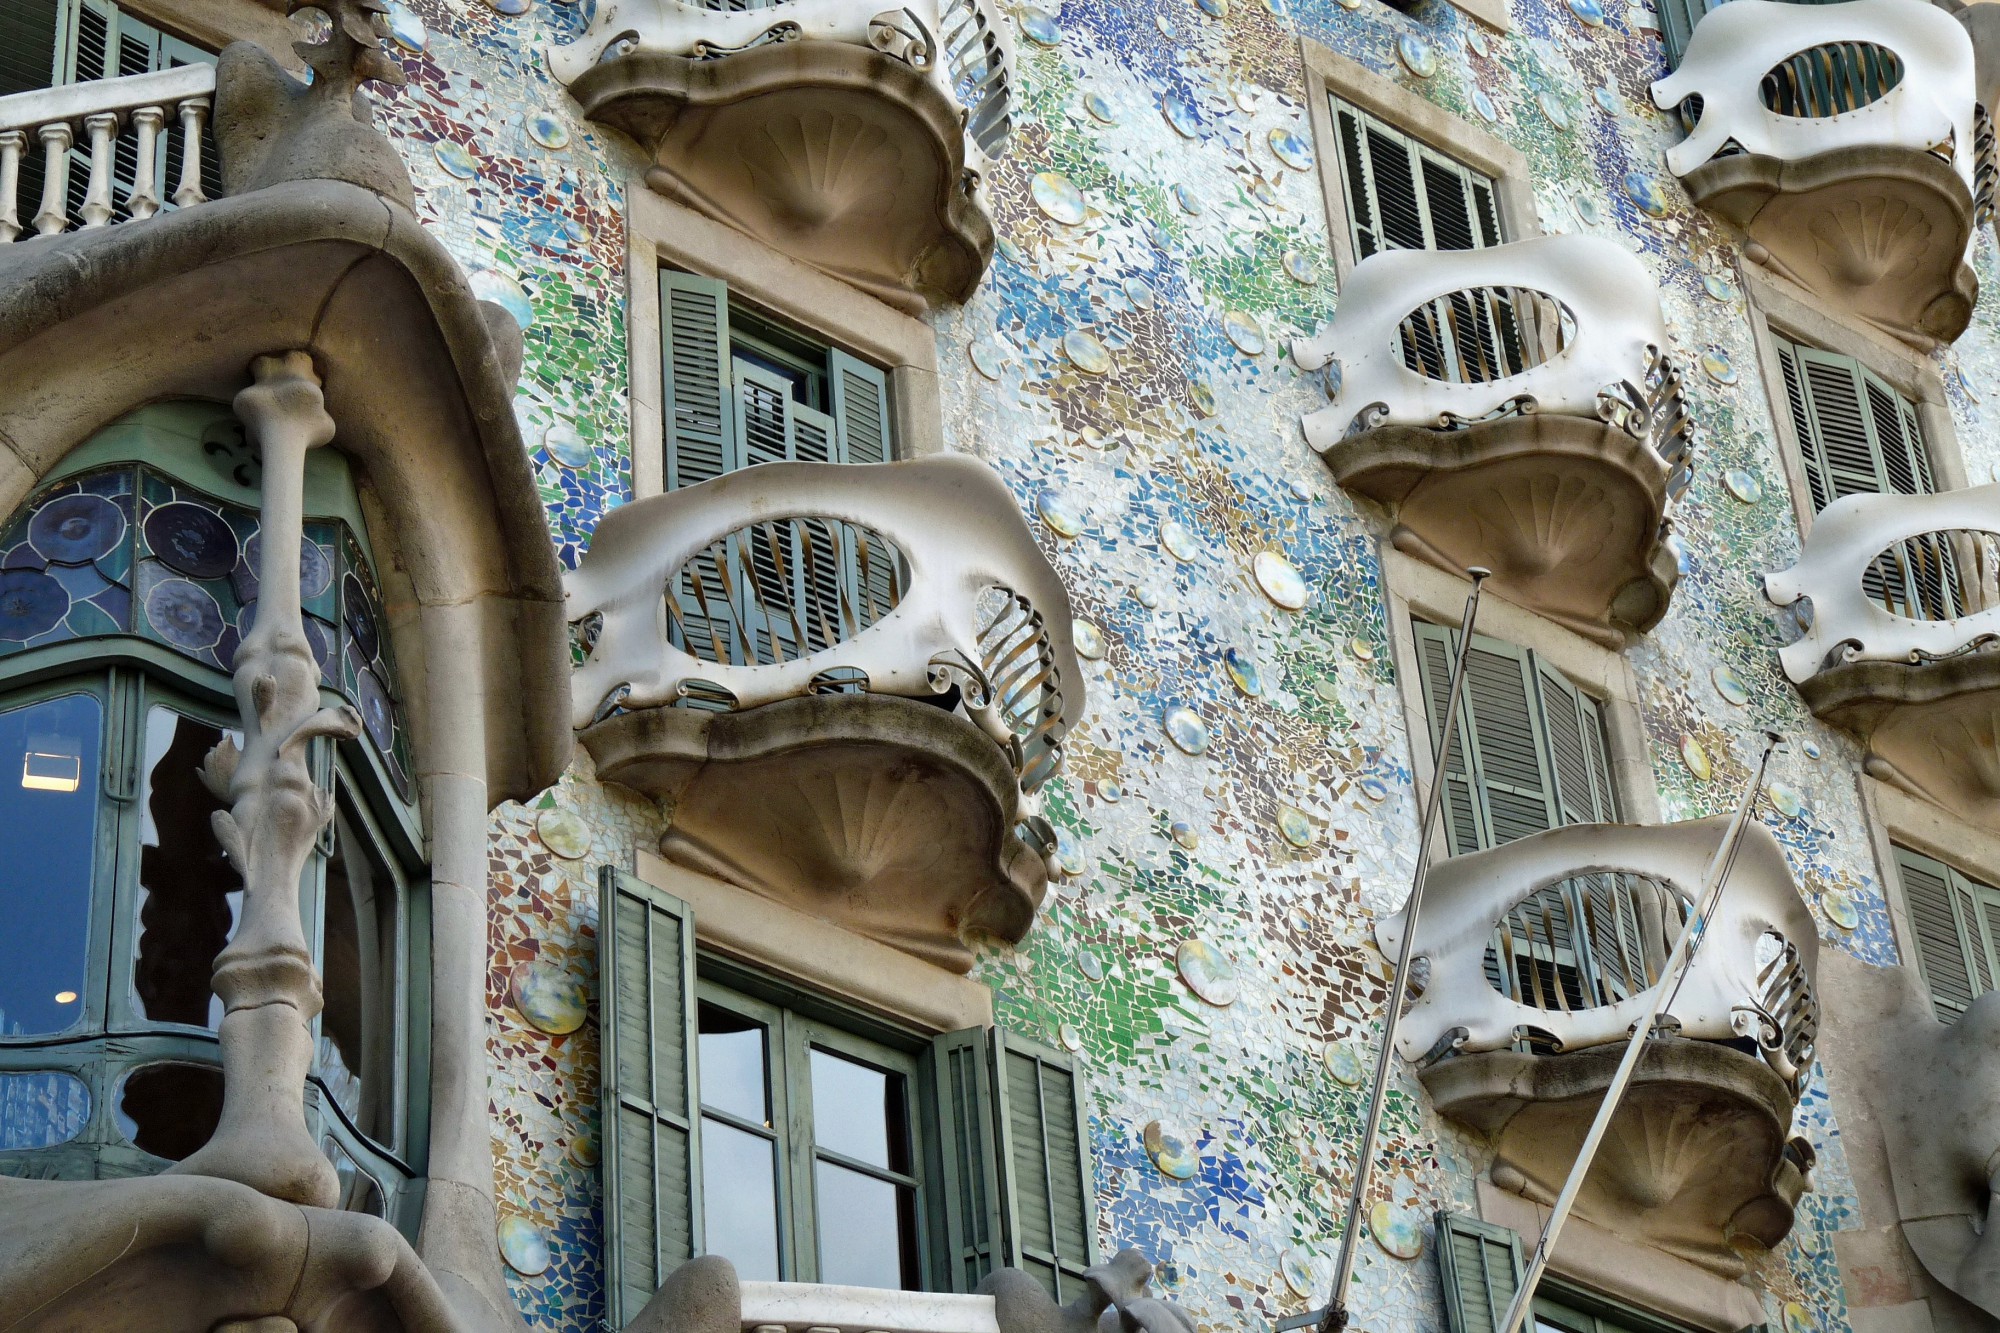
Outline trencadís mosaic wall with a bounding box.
[337,0,2000,1326]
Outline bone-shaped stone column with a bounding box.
[168,351,361,1206]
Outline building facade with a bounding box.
[0,0,1995,1328]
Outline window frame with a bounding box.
[1860,776,2000,1024]
[1302,41,1540,285]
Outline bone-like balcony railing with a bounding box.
[1291,234,1692,483]
[0,64,216,243]
[1765,483,2000,682]
[1651,0,1977,189]
[564,455,1079,808]
[548,0,1015,158]
[1376,819,1820,1093]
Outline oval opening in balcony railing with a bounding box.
[1651,0,1982,347]
[1390,285,1577,387]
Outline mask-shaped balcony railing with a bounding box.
[1376,819,1820,1269]
[0,64,216,242]
[1292,234,1691,646]
[1652,0,1984,346]
[565,456,1080,969]
[548,0,1013,310]
[1766,484,2000,820]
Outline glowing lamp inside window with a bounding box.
[22,744,82,793]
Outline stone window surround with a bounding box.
[632,848,994,1035]
[1300,40,1539,285]
[1856,774,2000,990]
[1380,547,1665,836]
[624,183,945,500]
[1739,263,1969,545]
[91,0,300,69]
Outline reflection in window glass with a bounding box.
[0,1071,91,1149]
[701,1117,782,1280]
[815,1159,918,1288]
[133,705,241,1028]
[698,1004,770,1125]
[0,693,100,1037]
[117,1062,224,1161]
[809,1048,908,1172]
[317,804,396,1144]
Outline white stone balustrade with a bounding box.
[1651,0,1976,187]
[1765,483,2000,681]
[1377,818,1819,1090]
[0,64,216,243]
[739,1282,1001,1333]
[548,0,1015,159]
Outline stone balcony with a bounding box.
[1766,484,2000,823]
[1378,818,1820,1274]
[549,0,1014,312]
[1292,234,1691,647]
[1652,0,1988,348]
[564,455,1080,972]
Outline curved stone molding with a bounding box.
[1293,235,1689,644]
[1652,0,1981,346]
[552,0,1013,310]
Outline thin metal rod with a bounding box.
[1288,568,1490,1333]
[1494,730,1784,1333]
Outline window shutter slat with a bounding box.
[1414,621,1484,855]
[991,1031,1096,1302]
[1895,847,1977,1022]
[600,867,702,1324]
[1463,641,1557,846]
[1794,346,1889,502]
[1420,156,1478,251]
[1436,1213,1524,1333]
[931,1027,1003,1292]
[1775,341,1832,512]
[829,350,892,466]
[1366,125,1427,252]
[1536,662,1600,827]
[0,0,60,96]
[661,270,735,492]
[1333,105,1377,257]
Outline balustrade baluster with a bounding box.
[126,106,165,220]
[0,130,23,243]
[173,97,210,208]
[32,123,73,236]
[79,112,119,228]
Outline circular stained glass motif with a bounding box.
[1538,90,1570,128]
[498,1216,550,1276]
[1171,820,1199,850]
[145,502,237,580]
[1161,92,1201,138]
[511,961,587,1034]
[1283,250,1316,284]
[1471,86,1499,122]
[1019,9,1061,42]
[1724,468,1763,503]
[1144,1120,1198,1179]
[1062,329,1113,375]
[356,666,395,753]
[0,569,68,640]
[244,533,334,601]
[1681,735,1711,780]
[386,1,426,49]
[1704,273,1737,302]
[1255,551,1308,609]
[1398,33,1436,77]
[1079,951,1105,980]
[344,573,381,659]
[1822,888,1859,930]
[1223,310,1267,356]
[1569,0,1605,23]
[1173,183,1203,216]
[472,269,534,329]
[527,112,570,150]
[1073,618,1105,660]
[969,339,1006,380]
[1038,491,1086,538]
[1032,171,1087,225]
[434,140,478,179]
[1370,1202,1424,1259]
[1767,782,1804,819]
[1164,705,1210,755]
[1224,646,1263,697]
[1058,1022,1084,1051]
[1125,277,1156,310]
[1625,171,1669,217]
[1702,348,1737,385]
[1161,519,1200,561]
[303,618,334,678]
[537,807,593,859]
[1269,127,1314,170]
[543,422,593,470]
[1324,1041,1366,1086]
[1712,665,1752,705]
[1277,805,1315,848]
[1178,939,1238,1005]
[145,578,223,652]
[1085,91,1118,123]
[31,494,124,565]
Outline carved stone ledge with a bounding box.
[1426,1039,1813,1276]
[568,42,991,313]
[1795,650,2000,825]
[1325,413,1678,647]
[583,693,1044,972]
[1683,145,1977,349]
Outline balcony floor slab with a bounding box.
[1798,650,2000,825]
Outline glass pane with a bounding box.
[697,1003,769,1124]
[810,1047,908,1172]
[0,692,100,1036]
[701,1115,781,1281]
[814,1160,918,1289]
[320,1132,387,1216]
[116,1061,223,1160]
[317,803,397,1144]
[0,1070,91,1149]
[133,705,241,1028]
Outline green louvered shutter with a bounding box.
[932,1027,1004,1292]
[828,349,898,626]
[993,1031,1096,1303]
[661,271,735,491]
[1894,847,2000,1024]
[1329,100,1502,262]
[600,867,702,1326]
[1537,663,1616,826]
[1462,637,1560,846]
[0,0,60,96]
[1414,621,1487,856]
[1437,1213,1524,1333]
[730,361,843,661]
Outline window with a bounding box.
[0,402,423,1230]
[1654,0,1853,71]
[600,869,1096,1325]
[1891,846,2000,1024]
[0,0,223,222]
[1438,1214,1704,1333]
[1327,98,1504,262]
[1412,624,1618,856]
